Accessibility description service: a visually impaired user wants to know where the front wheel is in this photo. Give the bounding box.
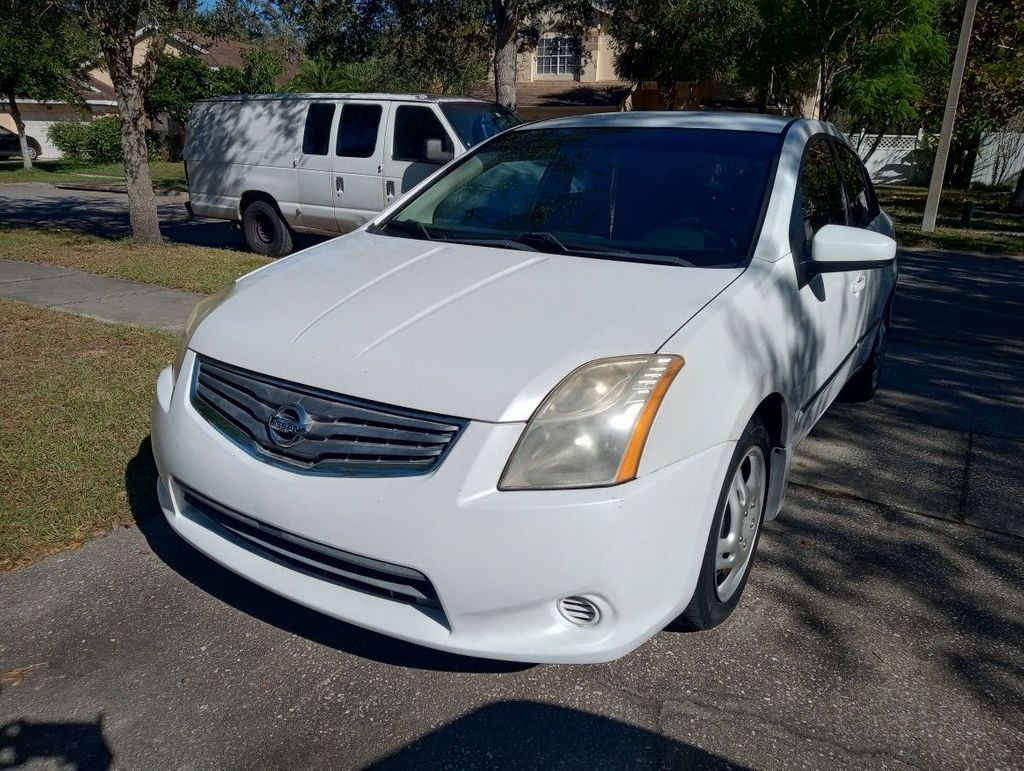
[26,145,39,161]
[674,417,769,631]
[242,199,293,257]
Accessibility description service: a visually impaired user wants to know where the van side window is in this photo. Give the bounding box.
[302,103,336,156]
[798,137,846,251]
[336,104,382,158]
[393,106,453,162]
[837,144,877,227]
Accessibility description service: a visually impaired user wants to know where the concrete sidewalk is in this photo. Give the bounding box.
[0,259,202,334]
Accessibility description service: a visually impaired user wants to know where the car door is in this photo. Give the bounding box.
[834,141,894,350]
[382,103,456,207]
[332,100,386,233]
[792,135,869,436]
[295,101,339,232]
[0,126,18,156]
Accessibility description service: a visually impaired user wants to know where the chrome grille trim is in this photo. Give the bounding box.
[190,356,467,476]
[179,484,443,610]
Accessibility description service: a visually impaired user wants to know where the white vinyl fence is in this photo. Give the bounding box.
[849,130,1024,188]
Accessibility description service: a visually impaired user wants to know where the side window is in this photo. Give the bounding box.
[302,103,336,156]
[799,137,846,250]
[837,145,877,227]
[336,103,382,158]
[393,106,454,162]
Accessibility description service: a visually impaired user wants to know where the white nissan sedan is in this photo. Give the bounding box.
[152,113,897,663]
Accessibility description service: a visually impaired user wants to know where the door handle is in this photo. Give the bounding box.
[336,176,344,194]
[386,180,395,200]
[852,274,866,294]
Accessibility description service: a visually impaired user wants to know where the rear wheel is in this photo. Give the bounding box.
[242,199,293,257]
[841,313,889,402]
[26,144,39,161]
[674,417,769,631]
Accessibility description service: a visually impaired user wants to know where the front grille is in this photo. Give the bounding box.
[191,356,467,476]
[179,484,442,609]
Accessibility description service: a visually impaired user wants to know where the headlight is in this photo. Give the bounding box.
[499,355,684,490]
[171,283,235,380]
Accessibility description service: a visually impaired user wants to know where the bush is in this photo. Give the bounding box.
[48,117,161,164]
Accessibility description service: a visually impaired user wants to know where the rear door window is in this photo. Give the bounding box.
[336,103,382,158]
[836,144,878,227]
[393,106,454,162]
[302,103,336,156]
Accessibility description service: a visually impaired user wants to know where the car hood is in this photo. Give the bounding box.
[189,231,739,422]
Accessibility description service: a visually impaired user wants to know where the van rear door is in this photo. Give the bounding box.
[295,101,339,232]
[332,100,387,232]
[382,103,458,206]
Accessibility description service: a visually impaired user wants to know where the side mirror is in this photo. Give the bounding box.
[809,224,897,272]
[423,138,454,165]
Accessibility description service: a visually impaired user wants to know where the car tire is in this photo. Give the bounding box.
[242,199,293,257]
[27,144,39,161]
[840,312,889,403]
[673,416,770,632]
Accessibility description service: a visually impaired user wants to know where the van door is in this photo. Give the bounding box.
[295,101,339,232]
[332,100,387,232]
[382,103,457,207]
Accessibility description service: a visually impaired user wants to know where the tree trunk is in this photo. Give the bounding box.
[1009,167,1024,212]
[103,32,162,244]
[492,1,518,110]
[5,90,32,171]
[658,79,676,110]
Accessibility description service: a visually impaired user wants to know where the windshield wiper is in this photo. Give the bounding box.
[374,219,436,241]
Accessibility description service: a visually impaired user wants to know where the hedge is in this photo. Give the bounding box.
[48,118,161,164]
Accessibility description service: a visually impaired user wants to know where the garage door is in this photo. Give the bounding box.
[21,119,66,159]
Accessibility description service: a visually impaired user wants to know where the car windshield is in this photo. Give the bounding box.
[375,126,781,268]
[440,102,522,148]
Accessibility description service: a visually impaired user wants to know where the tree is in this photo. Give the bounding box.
[0,0,91,169]
[286,58,382,92]
[921,0,1024,188]
[608,0,759,109]
[69,0,185,243]
[490,1,594,110]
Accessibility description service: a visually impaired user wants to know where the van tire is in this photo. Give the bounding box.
[242,199,293,257]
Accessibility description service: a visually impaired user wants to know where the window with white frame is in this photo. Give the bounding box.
[536,36,579,75]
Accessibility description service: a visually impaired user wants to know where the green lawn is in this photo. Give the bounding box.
[876,184,1024,254]
[0,227,269,295]
[0,159,186,191]
[0,300,176,569]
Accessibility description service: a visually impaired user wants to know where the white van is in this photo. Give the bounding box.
[184,93,520,256]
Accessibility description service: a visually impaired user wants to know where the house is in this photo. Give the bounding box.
[0,29,294,159]
[479,7,635,120]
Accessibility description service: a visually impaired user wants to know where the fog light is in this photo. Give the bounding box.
[557,596,600,627]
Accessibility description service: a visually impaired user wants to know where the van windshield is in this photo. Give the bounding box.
[374,127,781,268]
[440,103,521,148]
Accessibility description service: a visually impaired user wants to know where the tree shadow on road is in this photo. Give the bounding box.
[124,438,529,675]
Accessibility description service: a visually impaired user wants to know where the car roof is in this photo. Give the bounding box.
[521,111,799,134]
[197,92,492,105]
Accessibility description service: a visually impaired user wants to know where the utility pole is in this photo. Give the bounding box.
[922,0,979,233]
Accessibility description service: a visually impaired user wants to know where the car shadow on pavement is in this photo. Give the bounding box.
[0,716,112,770]
[368,701,736,769]
[124,438,530,674]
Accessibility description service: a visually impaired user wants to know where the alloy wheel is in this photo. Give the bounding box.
[715,446,766,602]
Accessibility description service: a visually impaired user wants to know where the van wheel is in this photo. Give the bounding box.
[242,200,293,257]
[673,417,769,631]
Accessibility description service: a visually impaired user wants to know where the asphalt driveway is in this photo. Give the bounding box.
[0,188,1022,767]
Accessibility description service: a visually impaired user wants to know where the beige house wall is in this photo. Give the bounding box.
[87,36,184,91]
[516,10,618,85]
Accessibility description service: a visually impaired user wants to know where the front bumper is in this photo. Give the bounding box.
[151,355,734,663]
